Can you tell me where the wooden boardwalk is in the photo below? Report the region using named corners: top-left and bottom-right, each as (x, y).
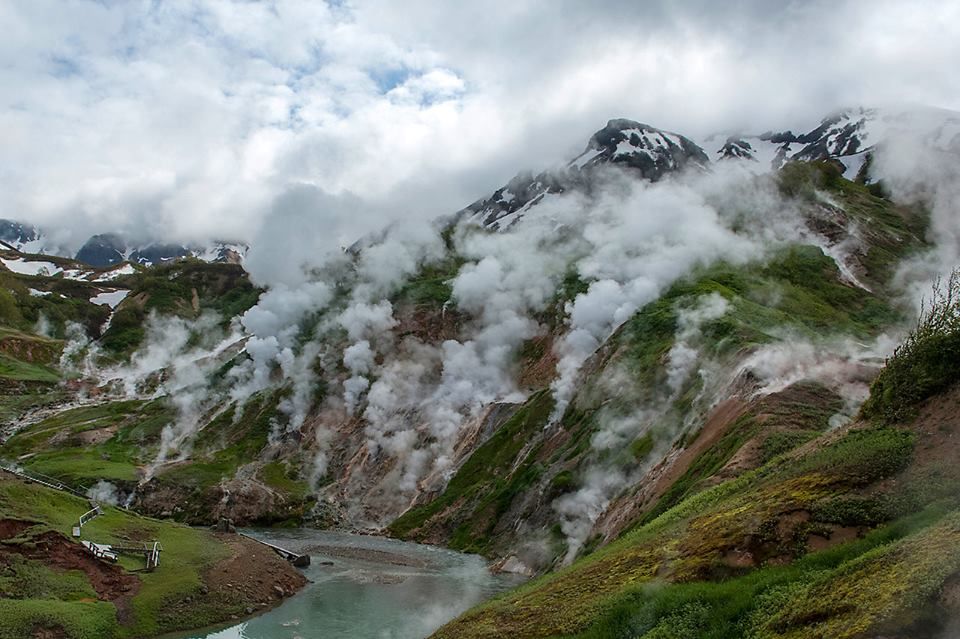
top-left (1, 461), bottom-right (162, 570)
top-left (0, 461), bottom-right (89, 498)
top-left (2, 462), bottom-right (298, 575)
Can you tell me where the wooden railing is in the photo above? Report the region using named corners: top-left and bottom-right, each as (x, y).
top-left (0, 461), bottom-right (88, 498)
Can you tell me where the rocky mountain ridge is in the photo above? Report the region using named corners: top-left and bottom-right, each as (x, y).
top-left (462, 106), bottom-right (960, 234)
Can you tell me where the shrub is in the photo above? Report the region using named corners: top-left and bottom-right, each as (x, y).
top-left (861, 269), bottom-right (960, 424)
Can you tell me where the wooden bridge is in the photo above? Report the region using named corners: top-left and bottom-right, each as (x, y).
top-left (110, 541), bottom-right (163, 570)
top-left (238, 531), bottom-right (310, 567)
top-left (81, 540), bottom-right (163, 570)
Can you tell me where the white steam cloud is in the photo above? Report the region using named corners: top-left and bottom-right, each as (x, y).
top-left (666, 293), bottom-right (730, 394)
top-left (86, 480), bottom-right (120, 507)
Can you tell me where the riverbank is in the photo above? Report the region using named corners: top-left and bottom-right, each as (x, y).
top-left (0, 474), bottom-right (307, 639)
top-left (172, 528), bottom-right (526, 639)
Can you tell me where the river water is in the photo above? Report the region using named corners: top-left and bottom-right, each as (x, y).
top-left (173, 529), bottom-right (525, 639)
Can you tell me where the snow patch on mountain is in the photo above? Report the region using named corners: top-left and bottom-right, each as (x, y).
top-left (704, 106), bottom-right (960, 177)
top-left (462, 120), bottom-right (708, 232)
top-left (0, 257), bottom-right (62, 277)
top-left (90, 289), bottom-right (130, 309)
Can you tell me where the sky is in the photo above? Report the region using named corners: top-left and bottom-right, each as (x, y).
top-left (2, 0), bottom-right (959, 250)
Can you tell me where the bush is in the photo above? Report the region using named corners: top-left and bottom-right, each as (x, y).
top-left (861, 269), bottom-right (960, 424)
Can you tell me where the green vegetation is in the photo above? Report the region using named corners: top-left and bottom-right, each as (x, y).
top-left (394, 257), bottom-right (464, 306)
top-left (98, 306), bottom-right (146, 355)
top-left (158, 392), bottom-right (280, 489)
top-left (0, 353), bottom-right (59, 382)
top-left (644, 384), bottom-right (843, 524)
top-left (0, 554), bottom-right (97, 600)
top-left (0, 599), bottom-right (118, 639)
top-left (862, 268), bottom-right (960, 424)
top-left (569, 506), bottom-right (957, 639)
top-left (776, 161), bottom-right (928, 286)
top-left (0, 328), bottom-right (63, 386)
top-left (1, 390), bottom-right (312, 526)
top-left (0, 476), bottom-right (243, 639)
top-left (0, 389), bottom-right (67, 427)
top-left (630, 433), bottom-right (654, 461)
top-left (434, 247), bottom-right (959, 639)
top-left (100, 261), bottom-right (260, 355)
top-left (434, 420), bottom-right (933, 639)
top-left (258, 460), bottom-right (310, 500)
top-left (397, 196), bottom-right (916, 564)
top-left (0, 269), bottom-right (111, 341)
top-left (1, 400), bottom-right (174, 486)
top-left (389, 391), bottom-right (553, 553)
top-left (598, 243), bottom-right (901, 407)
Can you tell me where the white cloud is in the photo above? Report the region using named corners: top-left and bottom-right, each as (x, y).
top-left (2, 1), bottom-right (958, 252)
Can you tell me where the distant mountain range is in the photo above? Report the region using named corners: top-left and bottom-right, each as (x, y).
top-left (461, 105), bottom-right (960, 231)
top-left (4, 106), bottom-right (957, 267)
top-left (0, 222), bottom-right (246, 267)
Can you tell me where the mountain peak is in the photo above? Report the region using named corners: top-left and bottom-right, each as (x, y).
top-left (571, 119), bottom-right (709, 178)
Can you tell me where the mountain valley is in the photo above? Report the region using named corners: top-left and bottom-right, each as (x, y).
top-left (2, 106), bottom-right (960, 638)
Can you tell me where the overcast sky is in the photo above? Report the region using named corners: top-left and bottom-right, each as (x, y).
top-left (2, 0), bottom-right (959, 249)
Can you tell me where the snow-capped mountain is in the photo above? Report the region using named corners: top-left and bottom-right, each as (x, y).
top-left (462, 106), bottom-right (960, 233)
top-left (461, 119), bottom-right (708, 230)
top-left (0, 223), bottom-right (247, 267)
top-left (5, 106), bottom-right (958, 260)
top-left (74, 233), bottom-right (246, 267)
top-left (0, 219), bottom-right (46, 254)
top-left (703, 105), bottom-right (960, 177)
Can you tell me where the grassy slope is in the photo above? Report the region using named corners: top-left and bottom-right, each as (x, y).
top-left (390, 163), bottom-right (927, 559)
top-left (1, 391), bottom-right (313, 525)
top-left (0, 268), bottom-right (112, 342)
top-left (389, 390), bottom-right (553, 553)
top-left (0, 256), bottom-right (296, 524)
top-left (2, 400), bottom-right (174, 486)
top-left (433, 402), bottom-right (958, 638)
top-left (0, 475), bottom-right (237, 639)
top-left (435, 275), bottom-right (960, 639)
